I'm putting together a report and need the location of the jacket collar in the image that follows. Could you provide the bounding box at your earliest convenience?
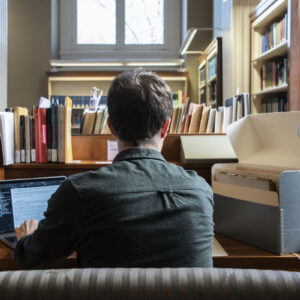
[113,147,166,163]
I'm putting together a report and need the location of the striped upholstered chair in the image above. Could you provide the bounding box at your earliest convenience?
[0,268,300,299]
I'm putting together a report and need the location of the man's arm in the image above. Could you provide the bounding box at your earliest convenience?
[14,179,81,267]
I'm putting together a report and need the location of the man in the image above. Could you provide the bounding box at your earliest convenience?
[15,69,214,268]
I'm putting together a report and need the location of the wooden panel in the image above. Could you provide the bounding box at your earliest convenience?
[289,0,300,111]
[0,167,5,180]
[72,135,116,161]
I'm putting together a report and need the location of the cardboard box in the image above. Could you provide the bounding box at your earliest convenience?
[180,135,238,164]
[212,112,300,254]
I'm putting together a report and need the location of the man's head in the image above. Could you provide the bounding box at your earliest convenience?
[107,69,173,147]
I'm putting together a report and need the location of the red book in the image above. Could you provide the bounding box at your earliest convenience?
[34,107,40,163]
[38,108,47,163]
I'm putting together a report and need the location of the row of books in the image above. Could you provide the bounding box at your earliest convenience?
[80,106,111,135]
[169,93,250,135]
[262,13,288,53]
[0,98,73,165]
[260,58,288,90]
[51,95,107,108]
[261,96,288,113]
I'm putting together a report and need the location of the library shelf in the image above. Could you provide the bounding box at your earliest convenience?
[252,41,288,63]
[253,83,288,96]
[0,134,226,184]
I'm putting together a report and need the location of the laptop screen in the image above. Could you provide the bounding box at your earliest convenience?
[0,176,65,235]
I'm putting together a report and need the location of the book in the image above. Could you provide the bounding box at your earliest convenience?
[13,107,28,163]
[30,116,35,163]
[206,108,216,133]
[183,103,194,133]
[80,110,97,134]
[65,96,73,163]
[38,108,47,163]
[33,107,40,163]
[20,115,26,163]
[199,106,210,133]
[24,116,31,163]
[46,108,52,162]
[222,106,232,133]
[214,108,223,133]
[178,97,190,133]
[169,107,179,134]
[93,107,105,134]
[100,113,111,134]
[188,104,204,133]
[175,105,184,133]
[51,100,58,162]
[0,112,14,165]
[57,106,65,163]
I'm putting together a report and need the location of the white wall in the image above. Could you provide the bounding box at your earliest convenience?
[0,0,7,111]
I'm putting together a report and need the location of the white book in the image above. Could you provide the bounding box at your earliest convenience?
[206,108,216,133]
[0,112,14,165]
[222,106,233,133]
[243,93,250,116]
[214,108,223,133]
[232,97,237,122]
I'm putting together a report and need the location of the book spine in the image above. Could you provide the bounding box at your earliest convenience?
[46,108,52,162]
[39,108,47,163]
[57,106,65,163]
[34,107,40,163]
[25,116,31,163]
[20,115,25,163]
[51,103,58,162]
[30,116,36,162]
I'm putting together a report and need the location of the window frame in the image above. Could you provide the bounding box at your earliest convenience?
[59,0,182,61]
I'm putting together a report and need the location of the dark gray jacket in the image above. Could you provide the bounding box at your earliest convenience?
[15,148,214,268]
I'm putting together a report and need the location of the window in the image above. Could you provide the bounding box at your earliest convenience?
[59,0,181,61]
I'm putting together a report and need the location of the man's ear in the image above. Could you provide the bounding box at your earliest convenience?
[161,118,171,138]
[107,118,117,136]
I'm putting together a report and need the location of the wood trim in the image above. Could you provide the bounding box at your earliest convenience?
[46,71,190,99]
[288,0,300,111]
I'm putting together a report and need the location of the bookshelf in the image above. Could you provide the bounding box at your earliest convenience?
[47,71,189,134]
[197,38,222,108]
[250,0,300,113]
[1,134,225,184]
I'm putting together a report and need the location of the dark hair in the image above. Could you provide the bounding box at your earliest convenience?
[107,69,173,145]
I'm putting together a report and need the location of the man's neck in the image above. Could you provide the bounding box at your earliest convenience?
[117,133,164,153]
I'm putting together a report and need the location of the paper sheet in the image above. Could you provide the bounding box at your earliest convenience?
[212,237,228,257]
[107,140,118,161]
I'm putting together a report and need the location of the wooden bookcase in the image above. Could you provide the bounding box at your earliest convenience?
[197,38,223,108]
[47,71,189,134]
[250,0,300,113]
[0,134,220,184]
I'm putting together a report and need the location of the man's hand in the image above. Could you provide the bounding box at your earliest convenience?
[15,219,39,241]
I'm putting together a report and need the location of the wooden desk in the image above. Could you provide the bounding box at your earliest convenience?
[1,235,300,272]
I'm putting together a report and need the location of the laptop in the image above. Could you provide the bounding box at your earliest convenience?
[0,176,66,249]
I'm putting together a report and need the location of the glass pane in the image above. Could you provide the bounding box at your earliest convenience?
[125,0,164,45]
[77,0,116,45]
